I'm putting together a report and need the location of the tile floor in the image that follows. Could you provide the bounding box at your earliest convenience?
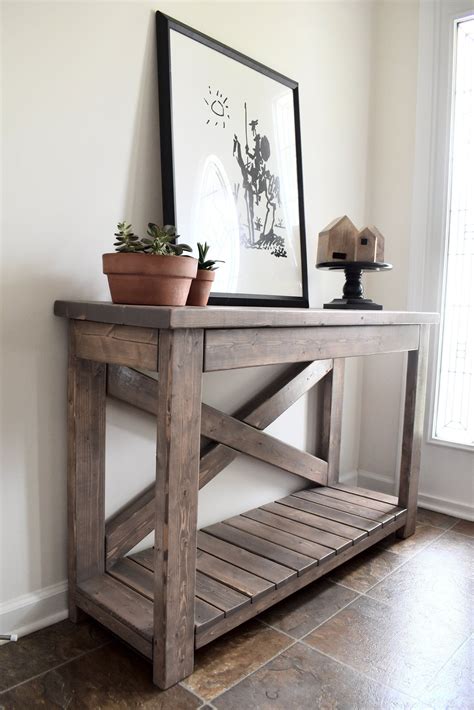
[0,510,472,709]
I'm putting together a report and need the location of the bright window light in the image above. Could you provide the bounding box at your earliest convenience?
[433,17,474,447]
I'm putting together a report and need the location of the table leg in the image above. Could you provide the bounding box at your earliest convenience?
[153,328,204,688]
[67,323,106,621]
[397,325,430,538]
[321,358,345,485]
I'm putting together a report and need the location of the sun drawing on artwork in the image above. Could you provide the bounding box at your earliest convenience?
[204,86,230,127]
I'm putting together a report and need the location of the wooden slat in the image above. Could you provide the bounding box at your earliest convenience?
[243,507,352,553]
[202,405,327,484]
[153,328,203,689]
[75,588,152,658]
[76,516,409,655]
[195,515,406,649]
[320,358,345,484]
[73,321,158,370]
[398,325,430,537]
[108,557,155,598]
[197,532,296,587]
[128,547,253,620]
[194,599,225,631]
[129,547,153,569]
[203,522,317,574]
[225,516,336,563]
[77,574,153,641]
[332,483,399,506]
[108,557,224,631]
[204,325,420,371]
[105,361,331,562]
[297,490,395,525]
[269,500,368,543]
[54,300,439,329]
[321,487,405,517]
[68,327,106,621]
[195,572,251,615]
[286,493,380,534]
[197,550,274,600]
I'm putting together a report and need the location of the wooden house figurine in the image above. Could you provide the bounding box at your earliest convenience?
[355,225,385,262]
[317,216,358,264]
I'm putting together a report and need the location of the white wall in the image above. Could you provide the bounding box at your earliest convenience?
[358,0,420,487]
[1,0,373,633]
[358,0,473,519]
[407,0,473,519]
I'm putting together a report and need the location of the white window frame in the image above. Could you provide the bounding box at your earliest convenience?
[408,0,474,453]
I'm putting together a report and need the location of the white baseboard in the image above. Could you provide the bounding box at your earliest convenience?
[0,581,68,638]
[416,492,474,521]
[357,469,474,521]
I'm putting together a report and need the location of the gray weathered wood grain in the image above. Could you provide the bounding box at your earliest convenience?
[55,300,439,330]
[197,531,296,587]
[398,324,430,537]
[68,324,106,621]
[268,499,368,542]
[202,404,328,484]
[74,321,158,370]
[320,358,345,484]
[105,361,332,561]
[204,325,420,370]
[153,328,203,689]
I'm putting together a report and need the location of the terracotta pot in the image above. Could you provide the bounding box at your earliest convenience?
[103,253,198,306]
[186,269,216,306]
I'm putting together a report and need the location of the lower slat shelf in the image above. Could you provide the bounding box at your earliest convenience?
[76,485,406,652]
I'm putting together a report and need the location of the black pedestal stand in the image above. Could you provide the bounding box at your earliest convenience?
[317,261,392,310]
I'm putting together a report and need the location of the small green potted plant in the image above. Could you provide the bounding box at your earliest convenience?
[103,222,198,306]
[186,242,223,306]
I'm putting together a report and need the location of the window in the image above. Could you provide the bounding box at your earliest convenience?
[433,16,474,447]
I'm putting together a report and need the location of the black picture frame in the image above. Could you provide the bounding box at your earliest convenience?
[156,11,309,308]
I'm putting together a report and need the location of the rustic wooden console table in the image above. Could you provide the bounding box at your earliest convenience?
[54,301,438,689]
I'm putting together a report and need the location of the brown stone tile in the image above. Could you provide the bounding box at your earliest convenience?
[416,507,458,530]
[368,530,473,636]
[420,637,473,709]
[183,620,292,701]
[0,642,199,709]
[0,619,111,692]
[329,546,403,592]
[213,642,420,709]
[411,530,473,578]
[366,556,472,636]
[305,596,467,697]
[451,519,474,537]
[259,578,358,638]
[378,524,444,558]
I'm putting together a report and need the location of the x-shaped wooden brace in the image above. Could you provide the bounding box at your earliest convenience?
[104,358,344,567]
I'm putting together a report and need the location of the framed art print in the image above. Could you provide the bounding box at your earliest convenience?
[156,12,309,307]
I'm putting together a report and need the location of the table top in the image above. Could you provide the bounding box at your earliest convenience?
[54,301,439,330]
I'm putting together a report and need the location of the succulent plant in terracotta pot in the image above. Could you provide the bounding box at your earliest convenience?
[103,222,197,306]
[186,242,224,306]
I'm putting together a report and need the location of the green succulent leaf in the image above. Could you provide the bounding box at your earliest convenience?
[196,241,224,270]
[113,221,190,256]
